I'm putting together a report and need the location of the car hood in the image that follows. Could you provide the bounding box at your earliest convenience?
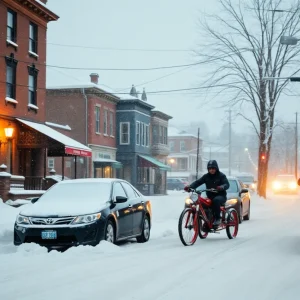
[20,200,109,217]
[226,192,239,200]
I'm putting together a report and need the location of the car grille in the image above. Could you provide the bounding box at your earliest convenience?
[30,217,75,226]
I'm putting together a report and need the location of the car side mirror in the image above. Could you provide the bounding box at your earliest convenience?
[31,197,39,204]
[115,196,127,203]
[240,188,248,194]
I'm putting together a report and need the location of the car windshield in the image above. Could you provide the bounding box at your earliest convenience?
[237,176,254,182]
[276,176,295,182]
[38,182,112,204]
[196,179,238,194]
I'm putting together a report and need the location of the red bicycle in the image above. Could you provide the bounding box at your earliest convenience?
[178,188,239,246]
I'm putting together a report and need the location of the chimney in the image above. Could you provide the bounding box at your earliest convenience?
[39,0,48,4]
[90,73,99,84]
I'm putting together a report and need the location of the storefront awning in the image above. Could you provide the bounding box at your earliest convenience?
[17,119,92,157]
[138,155,171,171]
[94,158,123,169]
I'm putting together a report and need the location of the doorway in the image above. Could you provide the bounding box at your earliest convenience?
[19,148,39,177]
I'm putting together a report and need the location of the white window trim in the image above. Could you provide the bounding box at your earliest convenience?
[95,105,101,134]
[146,124,150,147]
[48,158,55,169]
[104,109,108,136]
[141,123,145,146]
[28,50,39,58]
[6,39,18,48]
[28,103,38,110]
[180,141,185,152]
[120,122,130,145]
[109,111,114,137]
[5,97,18,104]
[136,121,140,145]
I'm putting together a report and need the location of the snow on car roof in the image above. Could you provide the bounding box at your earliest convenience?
[58,178,123,185]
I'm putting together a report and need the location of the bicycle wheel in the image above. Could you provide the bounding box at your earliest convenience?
[198,216,209,239]
[226,208,239,239]
[178,208,198,246]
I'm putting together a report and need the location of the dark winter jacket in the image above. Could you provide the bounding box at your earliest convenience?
[189,160,230,199]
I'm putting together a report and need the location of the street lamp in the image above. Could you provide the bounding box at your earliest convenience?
[169,158,175,177]
[280,36,299,46]
[4,126,14,174]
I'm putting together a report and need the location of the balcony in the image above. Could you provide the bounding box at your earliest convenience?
[151,144,170,156]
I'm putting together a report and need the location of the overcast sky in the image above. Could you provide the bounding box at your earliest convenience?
[45,0,300,136]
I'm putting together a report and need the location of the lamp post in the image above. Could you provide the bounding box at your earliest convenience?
[169,158,175,177]
[4,126,14,174]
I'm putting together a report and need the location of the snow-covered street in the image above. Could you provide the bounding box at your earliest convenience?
[1,191,300,300]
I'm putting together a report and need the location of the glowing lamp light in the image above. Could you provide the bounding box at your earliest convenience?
[261,154,266,160]
[169,158,175,164]
[4,127,14,138]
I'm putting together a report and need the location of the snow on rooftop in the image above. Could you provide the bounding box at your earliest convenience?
[17,119,91,152]
[168,127,198,138]
[45,122,71,131]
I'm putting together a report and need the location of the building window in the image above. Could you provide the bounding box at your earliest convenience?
[145,124,149,147]
[104,109,108,135]
[138,167,155,184]
[5,55,17,100]
[95,106,100,133]
[141,123,144,146]
[136,121,140,145]
[153,125,159,144]
[120,122,130,145]
[109,111,114,136]
[28,65,39,107]
[180,141,186,152]
[29,22,38,54]
[169,141,174,152]
[178,158,188,170]
[159,126,163,144]
[48,158,55,169]
[163,127,168,145]
[7,9,17,43]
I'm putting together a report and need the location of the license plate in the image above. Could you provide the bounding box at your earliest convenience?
[41,230,57,239]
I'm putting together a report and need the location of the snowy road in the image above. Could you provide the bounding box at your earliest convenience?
[1,191,300,300]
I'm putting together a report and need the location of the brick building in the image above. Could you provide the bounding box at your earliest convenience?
[167,127,203,181]
[0,1,92,198]
[46,74,120,178]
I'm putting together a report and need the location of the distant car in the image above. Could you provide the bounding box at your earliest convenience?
[185,176,250,223]
[272,174,298,194]
[236,175,256,192]
[14,179,152,249]
[167,178,186,190]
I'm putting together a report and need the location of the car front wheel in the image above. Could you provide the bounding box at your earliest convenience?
[137,216,150,243]
[105,220,115,244]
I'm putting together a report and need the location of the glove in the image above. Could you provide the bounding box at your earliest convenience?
[184,186,191,192]
[216,186,224,191]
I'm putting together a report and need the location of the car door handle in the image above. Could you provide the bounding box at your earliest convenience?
[128,204,132,208]
[141,201,144,204]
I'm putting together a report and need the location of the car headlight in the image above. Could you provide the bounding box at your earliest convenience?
[273,181,281,189]
[16,215,30,225]
[226,199,238,206]
[72,213,101,225]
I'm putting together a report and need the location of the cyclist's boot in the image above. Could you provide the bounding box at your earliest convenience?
[213,218,221,227]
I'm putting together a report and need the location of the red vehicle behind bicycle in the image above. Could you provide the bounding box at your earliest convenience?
[178,188,239,246]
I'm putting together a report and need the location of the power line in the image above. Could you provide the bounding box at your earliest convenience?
[0,48,253,72]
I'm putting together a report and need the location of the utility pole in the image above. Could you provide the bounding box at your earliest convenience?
[295,112,298,179]
[228,110,232,176]
[196,128,200,179]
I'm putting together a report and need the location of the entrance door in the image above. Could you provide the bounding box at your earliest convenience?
[19,148,39,176]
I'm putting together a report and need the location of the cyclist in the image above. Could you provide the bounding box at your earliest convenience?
[184,160,230,226]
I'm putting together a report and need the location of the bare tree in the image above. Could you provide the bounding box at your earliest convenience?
[197,0,300,197]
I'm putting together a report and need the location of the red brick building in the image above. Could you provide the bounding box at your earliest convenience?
[168,127,203,181]
[0,1,91,195]
[46,74,120,178]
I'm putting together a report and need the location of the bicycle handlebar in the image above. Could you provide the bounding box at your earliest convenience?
[188,188,218,194]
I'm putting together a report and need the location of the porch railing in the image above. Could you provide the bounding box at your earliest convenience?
[24,177,44,190]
